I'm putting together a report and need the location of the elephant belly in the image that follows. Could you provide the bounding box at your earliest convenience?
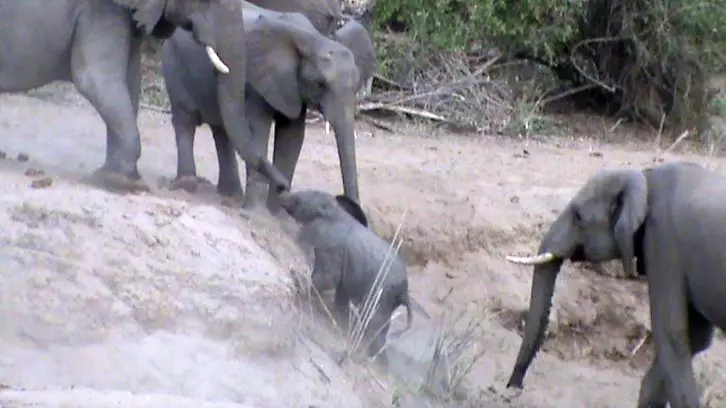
[683,254,726,330]
[0,0,76,91]
[677,202,726,330]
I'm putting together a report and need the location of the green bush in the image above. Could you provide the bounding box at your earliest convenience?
[371,0,726,132]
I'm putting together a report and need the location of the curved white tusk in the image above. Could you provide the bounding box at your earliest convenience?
[325,121,331,134]
[205,46,230,74]
[506,252,556,265]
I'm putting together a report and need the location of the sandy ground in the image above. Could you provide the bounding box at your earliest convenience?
[0,82,725,407]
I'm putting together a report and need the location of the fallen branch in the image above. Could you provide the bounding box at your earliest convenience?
[372,73,407,91]
[629,331,650,358]
[653,129,692,162]
[140,102,170,113]
[359,115,395,133]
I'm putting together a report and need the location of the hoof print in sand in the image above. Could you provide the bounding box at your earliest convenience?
[24,168,45,177]
[30,176,53,189]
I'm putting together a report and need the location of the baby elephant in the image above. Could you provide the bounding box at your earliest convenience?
[278,189,412,363]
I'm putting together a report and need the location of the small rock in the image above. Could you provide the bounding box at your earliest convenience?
[0,150,6,159]
[30,177,53,189]
[510,195,520,204]
[24,168,44,177]
[589,151,603,158]
[16,153,29,162]
[513,150,530,159]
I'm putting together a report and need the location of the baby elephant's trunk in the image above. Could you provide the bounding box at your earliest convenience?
[389,292,413,338]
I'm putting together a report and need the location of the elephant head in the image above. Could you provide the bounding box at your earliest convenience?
[245,11,368,203]
[504,168,649,388]
[332,19,376,97]
[117,0,290,191]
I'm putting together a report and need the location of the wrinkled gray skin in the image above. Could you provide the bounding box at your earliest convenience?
[278,189,413,365]
[0,0,289,193]
[246,0,343,35]
[506,161,726,408]
[161,7,374,209]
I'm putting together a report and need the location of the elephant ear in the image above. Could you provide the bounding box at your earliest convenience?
[332,19,376,92]
[113,0,174,37]
[612,170,648,278]
[246,15,306,119]
[335,194,368,227]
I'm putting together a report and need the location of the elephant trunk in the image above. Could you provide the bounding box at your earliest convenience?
[506,210,577,388]
[322,94,360,203]
[506,257,563,388]
[212,0,289,191]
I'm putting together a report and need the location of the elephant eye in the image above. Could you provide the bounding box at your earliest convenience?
[572,207,583,224]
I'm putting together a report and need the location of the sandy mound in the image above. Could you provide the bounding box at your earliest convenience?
[1,85,725,407]
[0,167,375,407]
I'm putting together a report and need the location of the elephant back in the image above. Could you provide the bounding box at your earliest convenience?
[244,0,343,35]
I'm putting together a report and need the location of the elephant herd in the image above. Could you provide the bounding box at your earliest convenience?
[1,1,725,407]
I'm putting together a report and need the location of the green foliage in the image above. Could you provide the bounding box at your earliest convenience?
[372,0,586,59]
[371,0,726,132]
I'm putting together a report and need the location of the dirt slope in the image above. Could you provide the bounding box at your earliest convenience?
[0,83,724,407]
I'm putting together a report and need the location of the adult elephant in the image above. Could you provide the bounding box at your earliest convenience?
[162,6,375,210]
[504,161,726,408]
[0,0,288,193]
[246,0,343,35]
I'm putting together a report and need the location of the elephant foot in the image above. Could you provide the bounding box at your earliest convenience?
[91,168,150,193]
[216,181,244,198]
[170,175,212,193]
[220,193,245,208]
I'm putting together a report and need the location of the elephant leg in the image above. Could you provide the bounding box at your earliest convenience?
[364,306,392,366]
[70,23,147,192]
[644,238,701,408]
[311,252,336,293]
[168,111,205,193]
[103,34,143,187]
[333,282,351,331]
[242,91,274,210]
[637,360,667,408]
[210,125,243,198]
[637,303,715,408]
[266,113,306,214]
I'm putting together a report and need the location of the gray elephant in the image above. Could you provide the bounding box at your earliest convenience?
[0,0,289,193]
[246,0,344,35]
[277,189,413,364]
[504,161,726,408]
[162,6,375,209]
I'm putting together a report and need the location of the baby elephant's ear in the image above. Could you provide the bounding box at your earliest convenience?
[335,195,368,227]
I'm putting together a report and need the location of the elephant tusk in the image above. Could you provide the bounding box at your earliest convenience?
[506,252,556,265]
[205,46,230,74]
[325,121,331,134]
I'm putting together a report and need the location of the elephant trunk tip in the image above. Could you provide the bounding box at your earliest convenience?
[506,361,532,389]
[277,191,294,209]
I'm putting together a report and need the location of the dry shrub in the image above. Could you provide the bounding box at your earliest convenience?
[367,32,513,133]
[364,0,726,137]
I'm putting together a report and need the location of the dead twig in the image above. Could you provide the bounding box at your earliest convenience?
[140,102,170,113]
[630,331,650,358]
[653,129,692,162]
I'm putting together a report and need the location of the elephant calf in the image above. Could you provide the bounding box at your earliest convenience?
[277,189,412,364]
[505,161,726,408]
[161,5,376,210]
